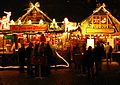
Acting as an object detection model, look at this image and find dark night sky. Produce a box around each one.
[0,0,120,22]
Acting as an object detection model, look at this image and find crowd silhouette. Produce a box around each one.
[17,39,113,79]
[70,41,112,79]
[18,41,53,78]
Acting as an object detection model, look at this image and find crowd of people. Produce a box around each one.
[70,41,112,79]
[17,38,113,79]
[18,41,53,78]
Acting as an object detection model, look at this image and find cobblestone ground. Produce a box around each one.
[0,61,120,85]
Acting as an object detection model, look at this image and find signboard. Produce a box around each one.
[87,39,94,49]
[86,28,114,33]
[10,24,48,31]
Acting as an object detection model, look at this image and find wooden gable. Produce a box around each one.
[81,3,120,34]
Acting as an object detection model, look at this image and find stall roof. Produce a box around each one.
[80,3,120,34]
[16,2,52,24]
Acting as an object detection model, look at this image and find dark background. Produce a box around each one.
[0,0,120,22]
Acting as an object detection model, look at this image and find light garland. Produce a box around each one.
[50,50,69,68]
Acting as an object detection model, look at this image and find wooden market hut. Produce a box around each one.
[9,2,53,50]
[10,2,52,32]
[80,3,120,35]
[80,3,120,48]
[9,2,69,67]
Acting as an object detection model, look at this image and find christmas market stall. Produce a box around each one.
[10,2,51,48]
[79,3,120,64]
[0,11,17,66]
[48,17,79,67]
[0,2,52,67]
[80,3,120,49]
[9,2,71,67]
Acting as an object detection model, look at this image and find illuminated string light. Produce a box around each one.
[50,50,69,67]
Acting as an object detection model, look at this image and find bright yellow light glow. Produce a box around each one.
[39,19,44,25]
[0,34,4,37]
[87,39,94,48]
[28,20,32,24]
[18,20,21,25]
[10,20,15,25]
[23,35,27,38]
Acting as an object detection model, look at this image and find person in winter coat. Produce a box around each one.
[85,46,94,78]
[26,42,34,76]
[18,43,26,73]
[93,42,103,76]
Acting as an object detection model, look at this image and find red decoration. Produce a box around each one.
[10,24,48,31]
[40,34,46,42]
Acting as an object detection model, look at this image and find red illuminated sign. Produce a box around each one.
[10,24,48,31]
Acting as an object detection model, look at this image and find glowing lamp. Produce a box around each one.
[52,18,56,23]
[0,34,4,37]
[28,20,32,24]
[39,19,44,25]
[10,20,15,25]
[94,33,96,35]
[23,35,27,38]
